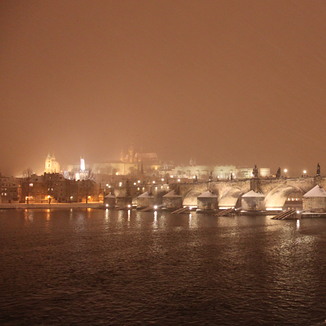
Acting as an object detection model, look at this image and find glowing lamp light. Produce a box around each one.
[153,205,158,210]
[283,168,288,173]
[177,178,181,182]
[127,204,131,208]
[152,180,155,184]
[161,178,164,182]
[105,204,109,207]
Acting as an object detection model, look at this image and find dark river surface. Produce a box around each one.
[0,209,325,326]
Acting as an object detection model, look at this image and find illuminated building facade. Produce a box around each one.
[0,175,20,203]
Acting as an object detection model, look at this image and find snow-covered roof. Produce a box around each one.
[138,191,154,198]
[303,185,326,198]
[198,191,217,198]
[242,190,265,198]
[105,194,115,198]
[163,190,181,198]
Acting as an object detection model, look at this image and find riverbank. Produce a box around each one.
[0,203,104,209]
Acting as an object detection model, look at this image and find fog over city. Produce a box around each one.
[1,0,326,176]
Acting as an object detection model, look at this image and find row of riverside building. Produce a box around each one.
[0,173,99,204]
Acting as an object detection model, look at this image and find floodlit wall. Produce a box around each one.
[197,197,218,210]
[303,197,326,212]
[241,197,265,211]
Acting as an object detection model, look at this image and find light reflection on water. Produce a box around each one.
[0,209,325,325]
[297,218,301,230]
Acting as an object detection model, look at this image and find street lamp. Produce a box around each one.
[303,170,307,177]
[283,169,288,178]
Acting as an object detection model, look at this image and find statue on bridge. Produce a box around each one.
[252,165,259,178]
[276,167,281,179]
[316,163,321,176]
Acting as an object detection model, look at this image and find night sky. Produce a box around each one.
[1,0,326,176]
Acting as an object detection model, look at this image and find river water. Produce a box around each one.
[0,209,325,325]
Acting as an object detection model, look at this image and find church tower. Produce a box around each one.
[44,154,60,173]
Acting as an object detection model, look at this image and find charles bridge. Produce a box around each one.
[113,175,326,211]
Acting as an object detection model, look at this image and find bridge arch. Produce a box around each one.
[264,185,304,210]
[182,189,202,207]
[219,187,244,209]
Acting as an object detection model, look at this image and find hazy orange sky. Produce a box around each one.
[1,0,326,176]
